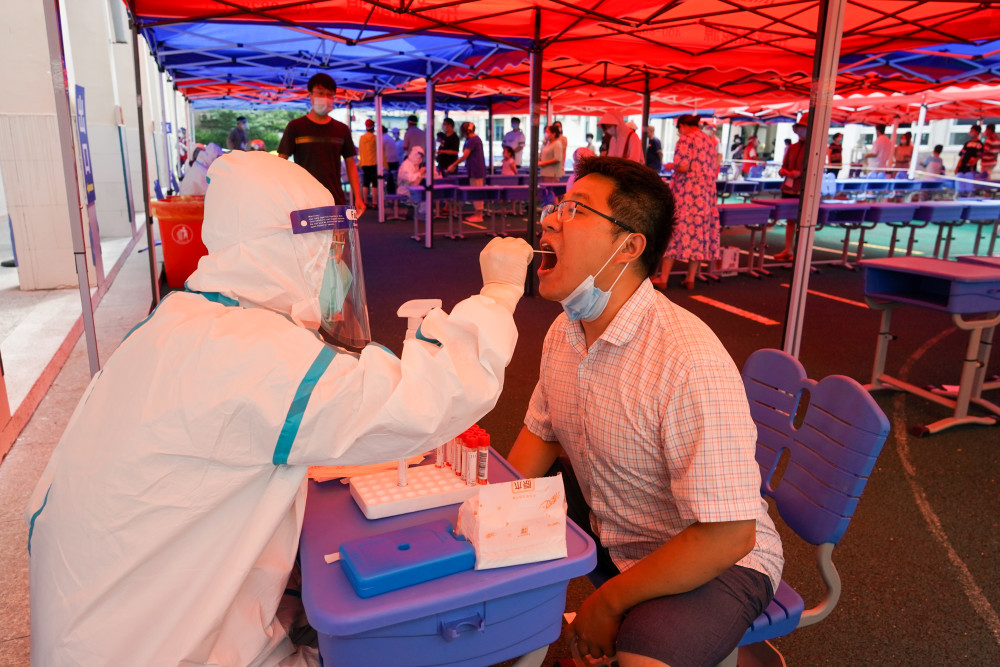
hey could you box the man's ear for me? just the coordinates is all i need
[619,233,646,264]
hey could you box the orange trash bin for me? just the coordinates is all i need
[149,196,209,289]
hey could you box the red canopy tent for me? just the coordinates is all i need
[123,0,1000,357]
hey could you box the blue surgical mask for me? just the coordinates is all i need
[320,248,353,326]
[559,235,632,322]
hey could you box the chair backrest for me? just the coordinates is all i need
[748,165,765,179]
[741,349,890,546]
[820,172,837,197]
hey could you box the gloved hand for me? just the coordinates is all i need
[479,237,533,313]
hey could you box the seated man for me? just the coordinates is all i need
[508,156,783,667]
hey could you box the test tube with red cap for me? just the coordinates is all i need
[464,435,479,487]
[477,431,490,484]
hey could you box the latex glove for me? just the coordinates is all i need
[479,237,533,313]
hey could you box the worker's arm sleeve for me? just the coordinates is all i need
[286,294,517,466]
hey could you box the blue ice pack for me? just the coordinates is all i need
[338,519,475,598]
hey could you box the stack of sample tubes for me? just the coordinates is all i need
[435,426,490,486]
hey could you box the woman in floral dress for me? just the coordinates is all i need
[653,114,720,290]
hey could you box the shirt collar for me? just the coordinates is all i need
[563,279,657,352]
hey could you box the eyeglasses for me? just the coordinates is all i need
[540,200,636,234]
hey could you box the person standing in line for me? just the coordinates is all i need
[919,144,946,176]
[437,118,461,175]
[177,127,189,176]
[862,123,893,173]
[402,114,426,158]
[446,122,487,223]
[391,127,404,161]
[227,116,249,151]
[893,132,913,177]
[539,124,566,183]
[501,145,517,175]
[956,125,984,174]
[358,119,379,208]
[979,123,999,175]
[503,117,526,167]
[742,135,761,177]
[553,120,569,165]
[381,125,399,194]
[585,133,597,154]
[653,114,720,290]
[277,73,364,216]
[645,125,663,173]
[774,114,808,262]
[597,109,643,163]
[826,133,843,176]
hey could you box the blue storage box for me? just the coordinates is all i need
[299,452,596,667]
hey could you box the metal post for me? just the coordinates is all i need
[782,0,847,357]
[488,100,494,174]
[375,93,385,222]
[910,103,927,177]
[43,0,100,374]
[130,17,161,307]
[641,73,651,155]
[527,9,543,296]
[157,66,175,192]
[424,78,435,249]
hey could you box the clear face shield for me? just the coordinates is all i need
[291,206,372,350]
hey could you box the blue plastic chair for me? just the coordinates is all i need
[719,349,890,666]
[748,164,765,179]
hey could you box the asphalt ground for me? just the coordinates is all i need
[351,203,1000,666]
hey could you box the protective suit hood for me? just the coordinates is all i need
[196,142,224,168]
[598,109,629,134]
[597,110,642,162]
[406,145,425,165]
[186,151,334,330]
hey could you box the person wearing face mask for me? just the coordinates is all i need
[597,109,643,163]
[26,151,533,666]
[278,73,365,218]
[507,156,782,667]
[774,113,809,262]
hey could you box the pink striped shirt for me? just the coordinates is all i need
[525,279,783,589]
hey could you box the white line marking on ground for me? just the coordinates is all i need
[779,284,869,308]
[894,329,1000,646]
[689,295,780,325]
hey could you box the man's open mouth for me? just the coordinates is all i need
[539,241,557,271]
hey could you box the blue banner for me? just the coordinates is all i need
[74,85,96,205]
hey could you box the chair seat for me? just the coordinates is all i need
[738,580,804,646]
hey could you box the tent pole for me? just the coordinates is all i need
[424,77,435,249]
[527,9,543,297]
[641,73,650,155]
[375,93,385,222]
[488,100,494,175]
[129,15,160,307]
[781,0,846,358]
[910,103,927,177]
[43,0,101,375]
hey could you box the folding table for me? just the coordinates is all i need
[959,200,1000,256]
[861,256,1000,435]
[816,202,870,269]
[749,197,800,275]
[717,203,774,277]
[300,452,596,667]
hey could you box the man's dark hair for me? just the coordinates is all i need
[970,124,982,134]
[511,117,520,125]
[933,144,944,154]
[676,114,701,128]
[875,123,886,134]
[988,123,996,133]
[442,117,455,128]
[307,73,336,92]
[237,116,247,123]
[586,133,594,140]
[407,114,419,124]
[573,156,675,277]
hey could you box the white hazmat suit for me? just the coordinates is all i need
[26,151,532,666]
[179,142,224,196]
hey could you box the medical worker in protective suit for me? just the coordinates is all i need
[26,151,534,666]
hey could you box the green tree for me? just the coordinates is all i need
[192,108,303,153]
